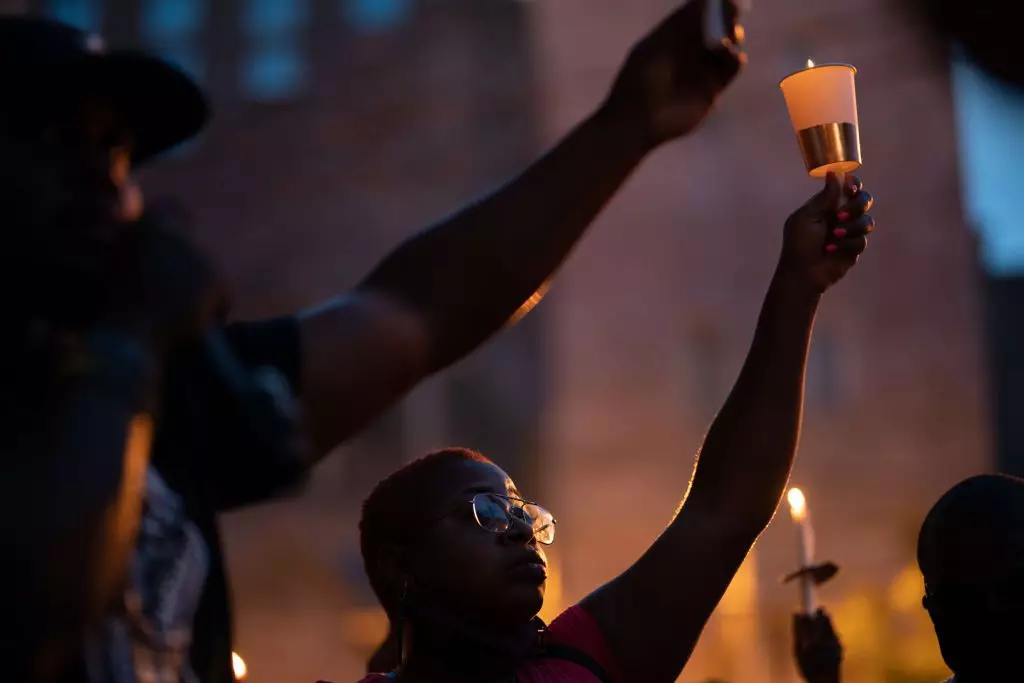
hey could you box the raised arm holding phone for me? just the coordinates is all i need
[0,1,751,681]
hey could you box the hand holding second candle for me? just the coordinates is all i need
[794,608,843,683]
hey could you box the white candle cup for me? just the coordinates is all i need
[780,63,862,180]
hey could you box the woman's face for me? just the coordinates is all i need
[403,460,552,628]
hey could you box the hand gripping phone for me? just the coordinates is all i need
[703,0,749,56]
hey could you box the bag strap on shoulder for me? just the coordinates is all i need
[532,643,613,683]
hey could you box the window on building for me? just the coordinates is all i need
[241,0,309,101]
[139,0,205,157]
[243,48,303,100]
[952,57,1024,474]
[141,0,205,82]
[243,0,307,35]
[342,0,411,33]
[951,57,1024,275]
[47,0,102,32]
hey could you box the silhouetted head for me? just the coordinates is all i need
[360,448,555,649]
[0,17,207,231]
[0,17,210,326]
[918,474,1024,681]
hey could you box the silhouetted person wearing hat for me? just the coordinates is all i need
[918,474,1024,682]
[0,1,746,680]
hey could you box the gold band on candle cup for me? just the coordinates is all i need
[795,122,862,177]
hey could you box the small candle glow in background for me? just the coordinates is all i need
[787,487,807,521]
[787,487,818,614]
[232,652,248,680]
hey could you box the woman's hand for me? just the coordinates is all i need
[778,173,875,295]
[794,609,843,683]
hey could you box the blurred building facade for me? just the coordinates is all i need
[22,0,992,681]
[532,1,989,681]
[950,57,1024,478]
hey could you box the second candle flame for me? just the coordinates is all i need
[787,487,807,521]
[806,58,816,69]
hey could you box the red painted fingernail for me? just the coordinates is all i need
[826,244,838,253]
[837,211,850,222]
[834,228,847,238]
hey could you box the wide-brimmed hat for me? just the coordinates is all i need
[0,15,209,164]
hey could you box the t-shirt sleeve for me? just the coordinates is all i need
[206,315,309,510]
[543,604,622,683]
[223,316,302,390]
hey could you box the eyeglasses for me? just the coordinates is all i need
[469,492,557,546]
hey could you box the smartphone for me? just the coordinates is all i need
[703,0,748,53]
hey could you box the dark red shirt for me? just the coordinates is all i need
[349,605,620,683]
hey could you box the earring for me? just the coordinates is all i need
[395,579,411,670]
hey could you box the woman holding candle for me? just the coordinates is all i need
[322,172,876,683]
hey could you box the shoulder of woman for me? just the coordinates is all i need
[540,604,621,683]
[544,604,606,646]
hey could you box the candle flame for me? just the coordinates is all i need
[806,58,815,69]
[787,487,807,521]
[232,652,247,680]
